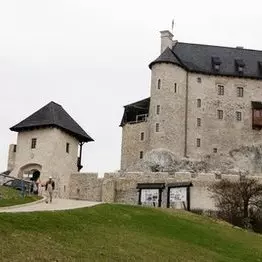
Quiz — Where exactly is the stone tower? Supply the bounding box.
[8,101,94,198]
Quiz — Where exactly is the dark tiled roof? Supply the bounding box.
[10,101,94,142]
[149,47,185,69]
[149,42,262,79]
[120,97,150,126]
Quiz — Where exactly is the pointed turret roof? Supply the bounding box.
[149,47,186,69]
[10,101,94,142]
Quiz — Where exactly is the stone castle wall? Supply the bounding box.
[187,73,262,159]
[69,173,103,201]
[69,171,262,210]
[121,52,262,171]
[121,122,149,170]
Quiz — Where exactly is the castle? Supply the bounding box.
[120,30,262,171]
[4,29,262,209]
[7,101,94,198]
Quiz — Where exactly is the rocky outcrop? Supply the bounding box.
[125,145,262,175]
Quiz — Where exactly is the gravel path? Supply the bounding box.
[0,198,101,213]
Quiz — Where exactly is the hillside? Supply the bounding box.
[0,204,262,262]
[0,186,40,207]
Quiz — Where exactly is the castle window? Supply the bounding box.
[235,59,245,74]
[140,132,144,141]
[157,79,161,89]
[236,111,242,121]
[217,110,223,120]
[217,84,224,95]
[139,151,144,159]
[13,145,17,152]
[237,87,244,97]
[197,77,202,83]
[197,99,201,108]
[213,148,218,153]
[155,123,160,132]
[156,105,160,115]
[174,83,177,93]
[212,56,221,71]
[66,142,70,153]
[252,101,262,129]
[197,118,201,127]
[196,138,201,147]
[31,138,37,149]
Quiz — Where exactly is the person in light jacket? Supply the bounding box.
[45,176,55,203]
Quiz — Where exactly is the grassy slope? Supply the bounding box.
[0,186,41,207]
[0,205,262,262]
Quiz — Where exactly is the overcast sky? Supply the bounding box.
[0,0,261,175]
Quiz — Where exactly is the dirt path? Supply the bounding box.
[0,198,101,213]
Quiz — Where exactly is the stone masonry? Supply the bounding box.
[68,171,262,210]
[120,30,262,172]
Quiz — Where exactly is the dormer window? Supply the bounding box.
[235,59,245,74]
[212,56,221,71]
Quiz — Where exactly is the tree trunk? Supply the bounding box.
[243,201,249,218]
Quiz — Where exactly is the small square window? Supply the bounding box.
[140,132,144,141]
[217,110,223,120]
[197,118,201,127]
[13,145,17,152]
[156,105,160,115]
[31,138,37,149]
[213,148,218,153]
[217,84,224,95]
[155,123,160,132]
[237,87,244,97]
[196,138,201,147]
[139,151,143,159]
[197,77,202,83]
[174,83,177,93]
[197,99,201,108]
[66,142,70,153]
[236,111,242,121]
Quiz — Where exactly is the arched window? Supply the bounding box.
[157,79,161,89]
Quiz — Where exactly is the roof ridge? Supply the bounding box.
[177,41,262,53]
[170,48,189,70]
[49,102,57,124]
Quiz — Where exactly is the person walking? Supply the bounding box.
[45,176,55,203]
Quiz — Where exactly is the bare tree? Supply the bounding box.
[209,178,262,229]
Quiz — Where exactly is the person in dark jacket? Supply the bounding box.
[45,176,55,203]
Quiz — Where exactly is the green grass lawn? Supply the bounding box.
[0,186,41,207]
[0,204,262,262]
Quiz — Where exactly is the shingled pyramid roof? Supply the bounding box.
[149,47,185,69]
[10,101,94,142]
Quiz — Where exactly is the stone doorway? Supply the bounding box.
[18,163,42,181]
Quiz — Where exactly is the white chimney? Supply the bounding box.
[160,30,174,53]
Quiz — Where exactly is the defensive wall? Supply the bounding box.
[68,171,262,210]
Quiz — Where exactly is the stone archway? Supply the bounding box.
[18,163,42,181]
